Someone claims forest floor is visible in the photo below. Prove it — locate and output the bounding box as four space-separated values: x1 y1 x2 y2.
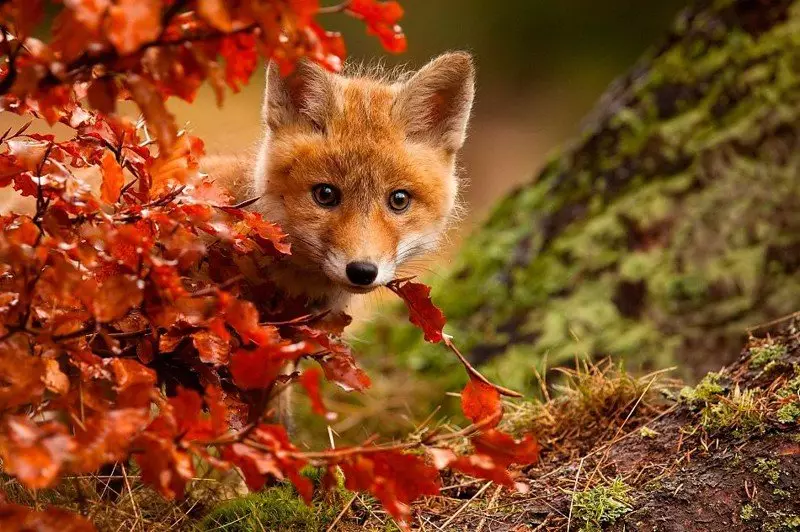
333 322 800 532
8 321 799 531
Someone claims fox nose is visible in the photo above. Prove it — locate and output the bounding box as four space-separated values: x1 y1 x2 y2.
346 261 379 286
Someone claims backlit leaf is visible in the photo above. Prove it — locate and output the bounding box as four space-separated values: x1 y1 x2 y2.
387 279 446 343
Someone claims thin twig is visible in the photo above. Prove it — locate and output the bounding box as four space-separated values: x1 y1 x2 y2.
444 336 523 398
121 462 142 530
326 493 357 532
566 457 585 532
475 484 503 532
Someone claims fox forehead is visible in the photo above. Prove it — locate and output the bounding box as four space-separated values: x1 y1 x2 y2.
324 78 405 141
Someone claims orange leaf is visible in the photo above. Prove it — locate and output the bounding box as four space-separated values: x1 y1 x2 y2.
299 367 334 419
340 450 440 529
198 0 232 31
42 359 70 395
192 329 231 366
91 274 143 323
87 77 117 114
387 279 446 343
149 134 204 197
229 347 284 390
472 429 540 467
0 504 95 532
126 74 177 152
461 376 502 428
71 408 150 472
0 417 75 489
100 150 124 203
318 350 372 392
106 0 162 55
64 0 110 32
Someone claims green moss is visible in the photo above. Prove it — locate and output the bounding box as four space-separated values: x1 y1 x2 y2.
778 368 800 398
750 343 788 368
680 372 725 404
773 488 791 499
740 503 756 522
699 385 763 435
639 426 658 438
777 402 800 424
765 513 800 532
573 478 633 532
199 468 349 532
753 458 781 484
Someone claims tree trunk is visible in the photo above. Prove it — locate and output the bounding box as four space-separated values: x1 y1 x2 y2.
361 0 800 394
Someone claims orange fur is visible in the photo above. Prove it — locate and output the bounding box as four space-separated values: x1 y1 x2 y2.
206 52 475 310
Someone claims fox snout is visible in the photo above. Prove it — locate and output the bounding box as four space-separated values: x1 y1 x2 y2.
321 246 397 293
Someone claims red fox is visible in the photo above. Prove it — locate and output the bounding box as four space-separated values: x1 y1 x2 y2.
205 52 475 310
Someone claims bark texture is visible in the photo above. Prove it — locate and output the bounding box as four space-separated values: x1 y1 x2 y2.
360 0 800 394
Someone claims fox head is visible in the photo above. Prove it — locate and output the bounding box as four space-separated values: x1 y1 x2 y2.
253 52 475 296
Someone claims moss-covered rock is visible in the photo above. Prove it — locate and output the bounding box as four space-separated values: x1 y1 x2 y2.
357 0 800 402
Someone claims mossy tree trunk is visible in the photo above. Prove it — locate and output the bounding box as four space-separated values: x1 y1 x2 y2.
361 0 800 395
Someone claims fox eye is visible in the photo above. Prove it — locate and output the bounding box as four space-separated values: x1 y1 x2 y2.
388 190 411 212
312 184 341 207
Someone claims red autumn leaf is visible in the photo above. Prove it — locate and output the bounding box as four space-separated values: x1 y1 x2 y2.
219 208 292 255
0 417 75 489
99 150 124 203
64 0 110 32
427 431 539 492
340 450 440 528
299 367 333 419
91 274 143 323
0 337 45 409
229 347 284 390
472 429 540 467
205 385 229 437
0 504 96 532
148 134 204 197
348 0 407 53
134 431 195 499
220 293 281 345
189 179 233 205
461 376 502 428
108 358 156 392
222 424 312 500
387 279 447 343
105 0 162 55
318 351 372 392
219 34 258 92
447 454 522 491
126 73 177 152
6 137 49 172
87 77 117 115
192 329 231 366
197 0 233 31
71 409 150 472
42 359 70 395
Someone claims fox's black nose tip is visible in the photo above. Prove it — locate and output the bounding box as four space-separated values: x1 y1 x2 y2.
346 261 379 286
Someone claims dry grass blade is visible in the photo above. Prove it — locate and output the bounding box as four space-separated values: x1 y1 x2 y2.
439 481 493 530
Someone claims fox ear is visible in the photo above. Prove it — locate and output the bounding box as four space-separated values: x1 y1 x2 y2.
393 52 475 152
263 60 336 131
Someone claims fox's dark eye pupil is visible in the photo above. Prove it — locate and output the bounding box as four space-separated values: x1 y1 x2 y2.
312 184 340 207
388 190 411 212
